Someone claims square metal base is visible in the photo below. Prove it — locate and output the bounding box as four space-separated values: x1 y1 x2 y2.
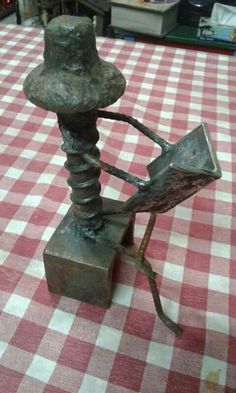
43 198 134 308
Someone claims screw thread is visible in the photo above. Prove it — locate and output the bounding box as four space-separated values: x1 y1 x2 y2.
58 111 103 230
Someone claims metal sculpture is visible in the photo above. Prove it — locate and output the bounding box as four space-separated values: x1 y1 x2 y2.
23 15 221 335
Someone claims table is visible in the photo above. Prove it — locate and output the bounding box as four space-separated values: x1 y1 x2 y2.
0 23 236 393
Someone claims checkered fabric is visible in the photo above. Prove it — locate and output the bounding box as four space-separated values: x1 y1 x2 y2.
0 23 236 393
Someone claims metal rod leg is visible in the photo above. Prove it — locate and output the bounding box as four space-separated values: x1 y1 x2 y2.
135 213 182 336
142 259 182 336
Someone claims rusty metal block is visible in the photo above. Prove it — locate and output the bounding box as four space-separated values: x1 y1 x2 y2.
43 198 134 308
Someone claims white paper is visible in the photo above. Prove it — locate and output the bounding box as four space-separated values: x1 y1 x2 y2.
210 3 236 27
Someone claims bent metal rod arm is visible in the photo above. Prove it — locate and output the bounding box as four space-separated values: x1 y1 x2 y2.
81 152 149 191
97 110 171 154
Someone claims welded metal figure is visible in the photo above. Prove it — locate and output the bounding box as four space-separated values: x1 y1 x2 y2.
23 15 221 335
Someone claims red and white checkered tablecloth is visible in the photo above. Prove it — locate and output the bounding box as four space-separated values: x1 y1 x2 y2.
0 23 236 393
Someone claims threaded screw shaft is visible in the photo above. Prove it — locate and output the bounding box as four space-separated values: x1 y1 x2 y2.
58 110 103 230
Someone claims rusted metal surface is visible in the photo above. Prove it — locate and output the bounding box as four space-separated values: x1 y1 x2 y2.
133 213 182 336
136 212 157 263
23 15 221 336
124 123 221 214
97 110 171 153
44 198 134 308
94 213 182 335
96 114 222 214
81 151 148 191
58 111 103 230
23 16 126 113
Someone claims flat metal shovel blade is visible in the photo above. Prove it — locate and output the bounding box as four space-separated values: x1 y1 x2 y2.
123 123 221 214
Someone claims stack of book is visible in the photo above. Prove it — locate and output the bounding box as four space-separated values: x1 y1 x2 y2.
111 0 179 38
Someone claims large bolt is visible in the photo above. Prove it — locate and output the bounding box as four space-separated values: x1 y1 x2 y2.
24 15 126 230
